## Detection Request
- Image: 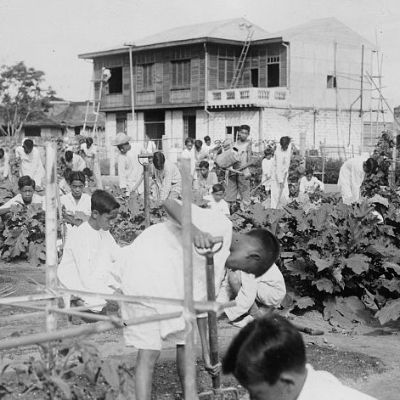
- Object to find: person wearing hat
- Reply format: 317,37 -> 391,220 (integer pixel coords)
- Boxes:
112,133 -> 143,196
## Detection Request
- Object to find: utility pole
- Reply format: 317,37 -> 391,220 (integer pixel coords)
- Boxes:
125,43 -> 137,140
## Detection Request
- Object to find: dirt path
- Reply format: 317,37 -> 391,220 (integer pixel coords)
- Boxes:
0,262 -> 398,399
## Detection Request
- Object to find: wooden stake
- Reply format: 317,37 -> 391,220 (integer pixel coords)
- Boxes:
0,293 -> 55,306
181,157 -> 197,400
0,312 -> 182,351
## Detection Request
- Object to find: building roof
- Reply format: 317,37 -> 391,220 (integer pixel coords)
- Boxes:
79,17 -> 279,58
275,17 -> 376,49
51,101 -> 105,128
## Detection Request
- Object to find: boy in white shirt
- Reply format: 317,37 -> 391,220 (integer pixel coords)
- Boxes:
57,190 -> 121,311
204,183 -> 230,216
217,263 -> 286,327
64,150 -> 86,172
298,169 -> 324,203
0,175 -> 43,215
261,148 -> 274,193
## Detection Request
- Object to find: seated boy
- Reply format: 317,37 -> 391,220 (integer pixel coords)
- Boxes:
0,175 -> 43,215
203,183 -> 230,216
298,169 -> 324,203
217,263 -> 286,327
223,314 -> 376,400
119,199 -> 280,400
194,160 -> 218,198
64,150 -> 86,172
57,190 -> 121,311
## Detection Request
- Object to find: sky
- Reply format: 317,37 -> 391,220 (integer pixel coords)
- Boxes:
1,0 -> 400,107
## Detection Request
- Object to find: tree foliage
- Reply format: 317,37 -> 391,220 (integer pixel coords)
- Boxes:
0,61 -> 55,137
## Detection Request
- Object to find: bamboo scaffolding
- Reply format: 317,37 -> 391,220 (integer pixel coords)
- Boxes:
56,288 -> 235,313
0,312 -> 182,351
181,157 -> 197,399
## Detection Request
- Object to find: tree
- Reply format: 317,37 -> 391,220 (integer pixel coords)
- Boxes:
0,61 -> 55,137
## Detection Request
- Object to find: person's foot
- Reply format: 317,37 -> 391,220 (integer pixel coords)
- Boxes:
231,315 -> 254,328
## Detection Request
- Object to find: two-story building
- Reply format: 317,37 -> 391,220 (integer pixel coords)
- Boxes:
79,17 -> 376,162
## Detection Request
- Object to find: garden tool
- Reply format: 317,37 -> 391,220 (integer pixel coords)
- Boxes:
196,241 -> 239,400
138,153 -> 154,228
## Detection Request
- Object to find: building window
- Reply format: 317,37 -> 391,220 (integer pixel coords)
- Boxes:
267,56 -> 280,88
142,64 -> 154,90
226,126 -> 241,142
218,57 -> 234,88
24,126 -> 41,137
251,68 -> 259,88
108,67 -> 123,94
171,60 -> 191,89
183,115 -> 196,139
116,112 -> 127,133
327,75 -> 337,88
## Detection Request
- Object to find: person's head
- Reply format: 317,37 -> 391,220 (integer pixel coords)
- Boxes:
204,136 -> 211,146
68,171 -> 86,200
264,149 -> 273,159
153,151 -> 166,171
63,167 -> 72,181
86,137 -> 94,148
184,137 -> 194,150
363,157 -> 378,174
222,314 -> 306,400
18,175 -> 36,204
305,168 -> 314,181
211,183 -> 225,203
238,125 -> 250,142
22,139 -> 34,155
65,151 -> 73,163
195,140 -> 203,152
83,167 -> 93,178
280,136 -> 291,151
117,143 -> 131,155
90,190 -> 120,231
199,160 -> 210,178
0,148 -> 4,160
226,229 -> 280,277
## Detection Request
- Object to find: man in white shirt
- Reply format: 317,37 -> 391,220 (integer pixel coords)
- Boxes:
119,199 -> 281,400
181,137 -> 196,178
217,263 -> 286,327
112,133 -> 143,195
57,190 -> 121,311
223,314 -> 376,400
15,139 -> 45,189
64,150 -> 86,172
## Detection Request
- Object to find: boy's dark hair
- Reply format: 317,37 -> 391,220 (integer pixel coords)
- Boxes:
83,167 -> 93,177
68,171 -> 85,185
23,139 -> 34,151
18,175 -> 35,190
305,168 -> 314,175
280,136 -> 291,149
63,167 -> 72,180
204,135 -> 211,142
199,160 -> 209,170
86,137 -> 94,147
153,151 -> 165,170
184,137 -> 194,146
264,148 -> 273,157
0,148 -> 4,159
212,183 -> 225,193
65,151 -> 73,162
91,190 -> 120,214
195,139 -> 203,149
245,229 -> 280,276
364,157 -> 378,174
240,125 -> 250,132
222,314 -> 306,386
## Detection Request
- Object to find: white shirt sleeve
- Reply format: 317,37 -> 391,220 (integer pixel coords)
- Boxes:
225,271 -> 258,321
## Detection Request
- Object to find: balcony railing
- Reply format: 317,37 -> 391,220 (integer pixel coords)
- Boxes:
207,87 -> 288,108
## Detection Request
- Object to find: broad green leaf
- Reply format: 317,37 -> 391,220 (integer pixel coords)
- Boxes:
309,250 -> 333,272
382,262 -> 400,276
380,279 -> 400,293
376,299 -> 400,324
101,361 -> 120,390
344,254 -> 370,275
295,296 -> 315,309
313,278 -> 334,293
284,260 -> 311,280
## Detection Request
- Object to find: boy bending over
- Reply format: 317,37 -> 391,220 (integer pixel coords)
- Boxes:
119,199 -> 280,400
217,263 -> 286,327
57,190 -> 121,311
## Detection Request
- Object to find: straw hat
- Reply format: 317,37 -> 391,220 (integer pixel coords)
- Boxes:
112,133 -> 132,146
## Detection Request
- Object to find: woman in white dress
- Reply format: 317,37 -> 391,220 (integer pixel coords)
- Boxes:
270,136 -> 292,209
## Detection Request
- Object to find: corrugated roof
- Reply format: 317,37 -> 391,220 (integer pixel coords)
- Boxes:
52,102 -> 105,128
275,17 -> 376,49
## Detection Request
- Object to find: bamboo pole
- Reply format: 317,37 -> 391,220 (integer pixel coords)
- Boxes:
45,142 -> 58,336
0,312 -> 182,351
56,288 -> 234,313
181,157 -> 197,399
0,293 -> 55,306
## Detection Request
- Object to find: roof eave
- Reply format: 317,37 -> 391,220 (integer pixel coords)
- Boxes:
79,35 -> 284,59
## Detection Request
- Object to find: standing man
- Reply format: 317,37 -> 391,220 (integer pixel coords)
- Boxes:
112,133 -> 143,196
15,139 -> 45,189
226,125 -> 252,211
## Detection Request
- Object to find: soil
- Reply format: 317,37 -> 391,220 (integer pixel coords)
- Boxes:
0,262 -> 398,399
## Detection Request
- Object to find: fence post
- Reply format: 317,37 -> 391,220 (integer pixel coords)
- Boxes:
181,157 -> 197,399
45,142 -> 58,360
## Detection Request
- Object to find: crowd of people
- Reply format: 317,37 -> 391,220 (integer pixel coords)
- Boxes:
0,131 -> 379,400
